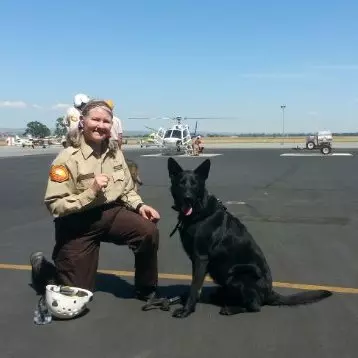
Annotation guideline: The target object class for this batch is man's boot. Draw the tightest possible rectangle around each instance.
[30,251,57,295]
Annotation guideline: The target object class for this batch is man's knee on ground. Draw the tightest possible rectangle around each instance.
[52,240,100,291]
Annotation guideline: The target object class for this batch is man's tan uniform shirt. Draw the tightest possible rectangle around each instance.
[44,136,143,218]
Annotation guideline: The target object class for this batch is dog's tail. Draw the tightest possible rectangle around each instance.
[266,289,332,306]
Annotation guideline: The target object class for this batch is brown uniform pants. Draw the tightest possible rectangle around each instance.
[51,203,159,292]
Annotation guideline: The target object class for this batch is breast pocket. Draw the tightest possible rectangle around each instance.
[76,172,95,191]
[110,169,126,196]
[112,170,125,183]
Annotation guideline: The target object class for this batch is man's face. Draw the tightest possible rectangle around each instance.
[82,106,113,143]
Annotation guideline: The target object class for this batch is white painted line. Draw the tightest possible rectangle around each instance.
[331,153,354,156]
[141,153,223,158]
[191,153,223,157]
[141,153,163,157]
[280,153,353,157]
[225,201,246,205]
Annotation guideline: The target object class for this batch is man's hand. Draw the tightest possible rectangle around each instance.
[138,204,160,223]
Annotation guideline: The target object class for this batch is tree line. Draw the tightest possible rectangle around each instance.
[23,118,66,138]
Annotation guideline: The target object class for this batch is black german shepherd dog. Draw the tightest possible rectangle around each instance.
[167,157,332,318]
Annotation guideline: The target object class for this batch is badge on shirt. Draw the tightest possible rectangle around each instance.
[114,164,123,170]
[49,165,70,183]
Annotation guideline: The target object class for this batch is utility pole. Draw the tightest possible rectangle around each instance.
[281,105,286,145]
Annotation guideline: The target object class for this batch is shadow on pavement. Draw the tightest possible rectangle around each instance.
[94,272,218,305]
[28,270,220,310]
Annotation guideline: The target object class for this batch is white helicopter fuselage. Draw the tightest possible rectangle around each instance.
[161,125,192,154]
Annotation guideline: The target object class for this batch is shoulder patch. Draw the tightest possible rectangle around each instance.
[50,165,70,183]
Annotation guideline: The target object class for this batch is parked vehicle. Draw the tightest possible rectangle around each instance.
[305,130,332,154]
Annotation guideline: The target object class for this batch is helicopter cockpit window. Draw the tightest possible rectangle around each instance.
[171,130,182,139]
[164,130,172,138]
[183,129,189,138]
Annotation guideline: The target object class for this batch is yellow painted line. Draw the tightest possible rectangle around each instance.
[272,281,358,294]
[1,263,358,294]
[0,264,32,271]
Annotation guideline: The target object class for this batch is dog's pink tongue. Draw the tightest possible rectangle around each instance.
[183,207,193,216]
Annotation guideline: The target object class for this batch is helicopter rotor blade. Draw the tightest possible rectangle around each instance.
[184,117,239,120]
[128,117,172,121]
[144,125,159,132]
[128,117,156,120]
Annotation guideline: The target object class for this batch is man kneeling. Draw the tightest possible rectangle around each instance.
[30,100,163,303]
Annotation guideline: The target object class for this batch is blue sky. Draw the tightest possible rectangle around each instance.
[0,0,357,133]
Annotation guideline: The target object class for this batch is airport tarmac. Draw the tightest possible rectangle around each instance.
[1,147,358,358]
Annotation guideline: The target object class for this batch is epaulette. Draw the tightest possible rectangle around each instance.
[51,147,79,165]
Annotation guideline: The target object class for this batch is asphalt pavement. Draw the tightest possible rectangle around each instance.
[1,147,358,358]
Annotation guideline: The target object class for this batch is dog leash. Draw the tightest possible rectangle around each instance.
[141,296,182,311]
[169,219,183,237]
[169,205,184,238]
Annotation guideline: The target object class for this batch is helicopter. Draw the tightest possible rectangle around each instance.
[160,116,194,155]
[139,126,166,148]
[129,116,203,155]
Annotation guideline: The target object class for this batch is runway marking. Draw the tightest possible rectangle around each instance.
[141,153,222,157]
[280,153,353,157]
[0,263,357,294]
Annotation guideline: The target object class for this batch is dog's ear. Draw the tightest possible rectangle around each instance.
[168,157,183,177]
[194,159,210,180]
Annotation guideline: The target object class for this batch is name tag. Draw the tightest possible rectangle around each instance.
[77,173,95,180]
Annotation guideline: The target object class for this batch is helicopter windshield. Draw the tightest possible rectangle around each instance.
[171,130,182,139]
[164,130,182,139]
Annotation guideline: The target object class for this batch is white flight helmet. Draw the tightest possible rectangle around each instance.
[73,93,90,109]
[45,284,94,319]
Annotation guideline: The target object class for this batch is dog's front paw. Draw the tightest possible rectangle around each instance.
[172,306,194,318]
[219,305,246,316]
[219,306,233,315]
